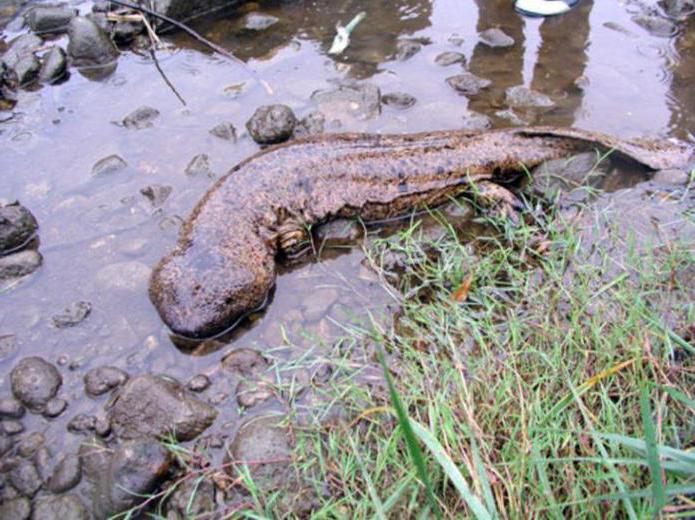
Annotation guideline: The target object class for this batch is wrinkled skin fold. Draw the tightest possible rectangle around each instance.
[149,126,692,338]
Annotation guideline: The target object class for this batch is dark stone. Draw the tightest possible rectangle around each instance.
[10,357,62,413]
[43,397,67,418]
[0,202,38,255]
[381,92,417,110]
[113,21,143,44]
[1,420,24,435]
[67,414,97,434]
[93,439,171,519]
[52,301,92,329]
[0,497,31,520]
[84,366,128,396]
[146,0,241,25]
[122,106,160,129]
[221,348,268,375]
[187,374,211,392]
[0,250,42,280]
[26,6,77,34]
[479,27,515,48]
[209,122,237,142]
[242,12,279,31]
[0,397,25,419]
[184,154,215,179]
[293,111,325,138]
[661,0,695,19]
[67,16,118,67]
[9,459,42,497]
[140,184,173,207]
[166,475,216,517]
[632,15,677,37]
[95,416,111,437]
[17,432,44,457]
[446,73,491,96]
[78,437,110,482]
[246,104,298,145]
[39,46,68,85]
[394,39,421,61]
[33,495,89,520]
[48,454,82,493]
[434,51,466,66]
[92,154,127,176]
[14,54,40,87]
[108,375,218,441]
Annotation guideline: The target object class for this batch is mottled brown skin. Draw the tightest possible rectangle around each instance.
[150,126,691,338]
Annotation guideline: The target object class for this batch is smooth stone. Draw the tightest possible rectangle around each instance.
[0,497,31,520]
[67,16,118,66]
[10,357,62,412]
[108,375,218,441]
[293,111,325,138]
[113,21,142,44]
[394,39,422,61]
[0,202,38,254]
[48,455,82,493]
[33,446,53,482]
[505,85,554,108]
[122,106,160,129]
[187,374,211,393]
[95,261,150,292]
[43,397,68,418]
[242,12,279,31]
[652,168,690,185]
[246,104,298,145]
[84,366,128,396]
[0,250,42,280]
[2,420,24,435]
[381,92,417,109]
[140,184,172,206]
[33,495,89,520]
[2,34,43,69]
[92,154,127,176]
[39,46,68,84]
[78,437,110,482]
[0,397,25,419]
[14,54,40,87]
[9,459,42,497]
[209,122,237,142]
[312,83,381,121]
[221,348,268,375]
[184,154,215,179]
[434,51,466,66]
[95,416,111,437]
[446,72,491,96]
[52,301,91,329]
[26,6,77,34]
[479,27,515,48]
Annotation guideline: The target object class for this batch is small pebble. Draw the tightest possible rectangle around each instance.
[17,432,45,458]
[2,420,24,435]
[67,414,97,434]
[187,374,211,393]
[0,397,25,419]
[43,397,67,418]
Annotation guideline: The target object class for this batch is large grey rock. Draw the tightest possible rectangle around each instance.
[108,375,217,441]
[10,357,62,413]
[39,46,68,84]
[26,6,77,34]
[246,105,297,145]
[0,202,38,254]
[67,16,118,67]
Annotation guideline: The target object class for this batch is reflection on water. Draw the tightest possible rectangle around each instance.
[0,0,694,459]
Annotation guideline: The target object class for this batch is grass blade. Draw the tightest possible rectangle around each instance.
[640,386,666,513]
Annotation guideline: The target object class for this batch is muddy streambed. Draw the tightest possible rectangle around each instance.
[0,0,694,517]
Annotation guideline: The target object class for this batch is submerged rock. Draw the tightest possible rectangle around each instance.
[434,51,466,66]
[0,497,31,520]
[221,348,269,375]
[531,152,611,198]
[84,366,129,396]
[108,374,217,441]
[314,218,364,247]
[67,16,118,68]
[209,122,237,142]
[505,85,554,108]
[10,459,42,497]
[95,261,150,292]
[92,154,127,176]
[184,154,215,179]
[293,111,325,138]
[10,357,62,413]
[43,397,67,418]
[122,106,160,129]
[242,12,279,31]
[394,39,422,61]
[382,92,417,109]
[446,73,491,96]
[0,202,38,254]
[479,27,515,48]
[461,110,492,130]
[2,34,43,69]
[312,83,381,121]
[166,476,216,517]
[0,397,25,419]
[14,54,40,87]
[146,0,241,26]
[140,184,173,206]
[26,6,77,34]
[0,250,41,281]
[661,0,695,19]
[47,454,82,493]
[632,14,677,38]
[52,301,92,329]
[246,104,298,145]
[33,495,89,520]
[39,46,68,84]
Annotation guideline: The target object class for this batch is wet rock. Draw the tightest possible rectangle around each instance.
[33,495,89,520]
[166,475,215,517]
[653,168,690,185]
[461,110,491,130]
[0,334,17,361]
[92,1,111,13]
[10,357,62,413]
[531,151,610,198]
[122,106,160,129]
[187,374,211,392]
[26,6,77,34]
[14,54,40,87]
[78,437,110,481]
[48,454,81,493]
[0,63,18,110]
[312,83,381,121]
[84,366,128,396]
[17,432,44,457]
[52,301,92,329]
[246,104,298,145]
[93,439,171,518]
[661,0,695,19]
[67,16,118,67]
[2,420,24,435]
[92,154,127,176]
[435,51,466,66]
[9,459,42,497]
[38,46,68,84]
[505,85,554,108]
[43,397,67,418]
[147,0,240,25]
[314,218,363,247]
[293,111,325,138]
[495,108,527,126]
[0,250,42,280]
[67,414,97,434]
[382,92,416,110]
[33,446,53,482]
[221,348,268,375]
[0,497,31,520]
[236,379,273,408]
[209,122,237,142]
[0,433,13,457]
[479,27,515,48]
[140,184,173,206]
[0,397,25,419]
[301,288,339,322]
[632,15,677,38]
[184,154,215,179]
[242,12,279,31]
[95,261,150,292]
[394,39,422,61]
[2,34,42,69]
[109,375,218,441]
[446,73,491,96]
[113,21,142,44]
[0,202,38,254]
[225,415,292,489]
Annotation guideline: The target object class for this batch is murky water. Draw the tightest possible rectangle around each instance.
[1,0,694,477]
